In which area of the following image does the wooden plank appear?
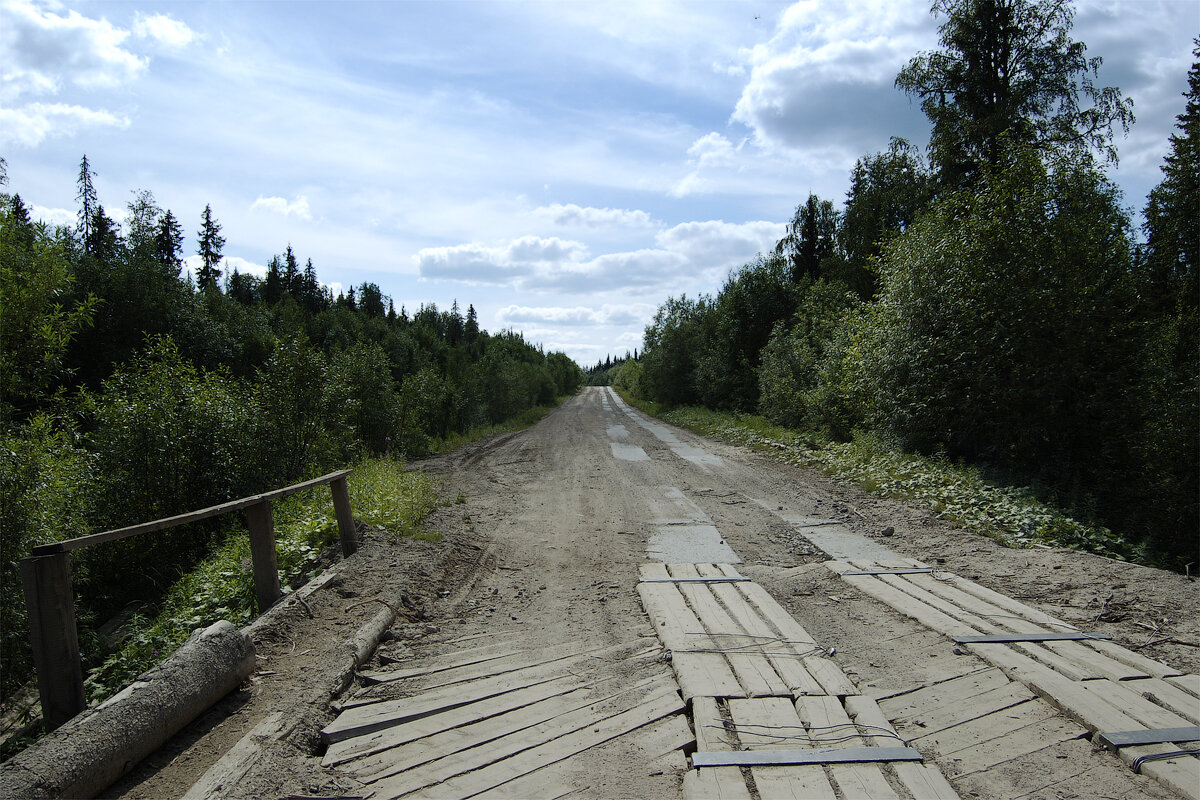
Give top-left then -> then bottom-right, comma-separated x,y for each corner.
951,711 -> 1091,777
638,581 -> 744,701
668,564 -> 789,697
800,657 -> 859,698
829,561 -> 1200,799
323,675 -> 584,766
695,564 -> 825,697
32,470 -> 353,555
683,768 -> 752,799
1082,678 -> 1198,731
348,675 -> 674,784
324,662 -> 574,744
910,698 -> 1085,759
359,640 -> 599,687
726,697 -> 838,799
1127,677 -> 1200,725
183,713 -> 284,799
955,633 -> 1111,643
715,565 -> 857,697
370,687 -> 686,799
878,667 -> 1011,722
692,696 -> 733,752
903,563 -> 1180,679
889,682 -> 1035,739
1167,674 -> 1200,700
844,696 -> 960,800
727,697 -> 815,750
849,563 -> 1101,682
374,645 -> 520,675
796,695 -> 900,799
752,768 -> 840,800
473,714 -> 691,799
901,570 -> 1148,682
717,566 -> 820,647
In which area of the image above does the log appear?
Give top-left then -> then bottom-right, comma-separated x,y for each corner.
0,621 -> 255,799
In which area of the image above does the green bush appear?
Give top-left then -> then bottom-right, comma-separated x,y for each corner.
0,416 -> 97,699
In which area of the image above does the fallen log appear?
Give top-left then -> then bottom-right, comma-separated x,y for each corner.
0,620 -> 255,799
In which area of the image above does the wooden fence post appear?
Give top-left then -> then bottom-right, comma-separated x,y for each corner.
245,500 -> 281,613
20,553 -> 85,730
330,475 -> 357,556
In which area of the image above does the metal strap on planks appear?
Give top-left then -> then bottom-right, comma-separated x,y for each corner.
954,632 -> 1111,643
838,568 -> 936,576
692,747 -> 923,767
640,577 -> 751,584
1096,727 -> 1200,751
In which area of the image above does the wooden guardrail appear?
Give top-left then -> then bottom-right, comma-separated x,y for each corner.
21,470 -> 358,732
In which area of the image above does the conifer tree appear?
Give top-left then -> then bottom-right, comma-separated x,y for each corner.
197,204 -> 225,290
76,155 -> 98,246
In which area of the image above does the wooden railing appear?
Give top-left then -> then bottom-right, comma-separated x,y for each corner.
21,470 -> 358,731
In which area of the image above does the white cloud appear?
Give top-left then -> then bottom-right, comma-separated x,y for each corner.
505,235 -> 588,264
731,0 -> 933,158
182,254 -> 268,284
0,1 -> 147,100
0,102 -> 129,147
29,203 -> 74,227
655,219 -> 785,269
250,194 -> 313,220
671,132 -> 744,197
498,303 -> 656,327
132,13 -> 198,50
416,219 -> 784,295
688,132 -> 737,168
534,203 -> 657,228
416,236 -> 589,286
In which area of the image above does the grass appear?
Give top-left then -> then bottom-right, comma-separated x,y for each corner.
86,457 -> 438,702
616,390 -> 1145,564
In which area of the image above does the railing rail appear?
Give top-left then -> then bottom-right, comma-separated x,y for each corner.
21,469 -> 358,731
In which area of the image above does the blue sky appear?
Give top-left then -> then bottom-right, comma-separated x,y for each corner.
2,0 -> 1196,366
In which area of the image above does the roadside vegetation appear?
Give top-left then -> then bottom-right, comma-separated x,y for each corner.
599,6 -> 1197,571
625,398 -> 1138,562
0,156 -> 584,712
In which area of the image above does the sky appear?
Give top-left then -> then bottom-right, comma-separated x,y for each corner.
2,0 -> 1196,366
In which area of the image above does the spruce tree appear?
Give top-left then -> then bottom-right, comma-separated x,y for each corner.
197,204 -> 225,290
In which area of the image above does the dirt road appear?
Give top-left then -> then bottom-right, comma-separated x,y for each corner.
108,387 -> 1198,799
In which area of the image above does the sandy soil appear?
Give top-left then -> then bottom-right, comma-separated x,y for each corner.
103,386 -> 1198,799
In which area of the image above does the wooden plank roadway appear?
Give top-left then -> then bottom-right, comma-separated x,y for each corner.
827,557 -> 1200,799
641,563 -> 961,799
321,639 -> 690,799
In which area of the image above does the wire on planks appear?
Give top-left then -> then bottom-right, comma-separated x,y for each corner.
1130,748 -> 1200,773
707,721 -> 906,748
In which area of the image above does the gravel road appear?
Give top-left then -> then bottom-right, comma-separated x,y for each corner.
106,386 -> 1198,799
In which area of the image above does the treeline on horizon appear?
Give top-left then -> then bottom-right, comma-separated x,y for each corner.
605,5 -> 1198,569
0,158 -> 583,700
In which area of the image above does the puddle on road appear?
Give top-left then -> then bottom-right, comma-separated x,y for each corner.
647,524 -> 741,563
607,424 -> 630,441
